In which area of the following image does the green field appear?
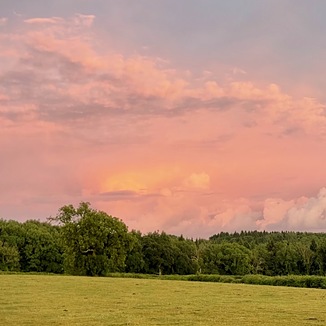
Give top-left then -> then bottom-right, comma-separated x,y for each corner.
1,275 -> 326,325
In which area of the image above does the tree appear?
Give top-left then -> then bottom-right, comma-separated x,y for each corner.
0,240 -> 20,271
296,239 -> 316,275
141,231 -> 175,275
171,236 -> 198,275
50,202 -> 131,276
251,243 -> 268,274
201,242 -> 251,275
316,239 -> 326,275
125,230 -> 145,273
22,221 -> 64,273
0,219 -> 25,252
0,219 -> 64,273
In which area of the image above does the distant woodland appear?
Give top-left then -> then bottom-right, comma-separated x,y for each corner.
1,202 -> 326,277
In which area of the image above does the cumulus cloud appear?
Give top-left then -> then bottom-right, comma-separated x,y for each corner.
258,188 -> 326,232
92,184 -> 326,238
113,188 -> 326,237
286,189 -> 326,230
260,198 -> 295,228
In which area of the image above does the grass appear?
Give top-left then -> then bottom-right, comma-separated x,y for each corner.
1,274 -> 326,325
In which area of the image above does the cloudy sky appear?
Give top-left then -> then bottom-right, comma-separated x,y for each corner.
1,0 -> 326,237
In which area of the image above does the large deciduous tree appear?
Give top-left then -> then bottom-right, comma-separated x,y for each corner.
50,202 -> 131,276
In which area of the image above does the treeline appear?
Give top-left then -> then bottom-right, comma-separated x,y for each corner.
0,219 -> 63,273
1,202 -> 326,277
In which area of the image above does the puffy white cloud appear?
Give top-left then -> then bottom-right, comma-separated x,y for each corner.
258,188 -> 326,231
286,188 -> 326,230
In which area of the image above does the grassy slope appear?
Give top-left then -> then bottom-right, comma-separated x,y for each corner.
0,274 -> 326,325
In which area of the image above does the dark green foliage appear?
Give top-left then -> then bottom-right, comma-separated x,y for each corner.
201,242 -> 251,275
0,219 -> 63,273
140,232 -> 198,275
141,231 -> 175,274
2,207 -> 326,279
125,231 -> 145,273
186,274 -> 326,289
19,221 -> 64,273
242,274 -> 326,289
0,240 -> 20,271
210,231 -> 326,276
316,239 -> 326,274
51,202 -> 131,276
171,236 -> 198,274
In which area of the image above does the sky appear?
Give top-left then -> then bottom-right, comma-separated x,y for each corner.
1,0 -> 326,238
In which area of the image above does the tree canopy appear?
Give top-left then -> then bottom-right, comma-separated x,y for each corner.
50,202 -> 131,276
2,204 -> 326,277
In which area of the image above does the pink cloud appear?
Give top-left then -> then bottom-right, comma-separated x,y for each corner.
3,14 -> 324,137
1,14 -> 326,237
257,188 -> 326,232
286,189 -> 326,230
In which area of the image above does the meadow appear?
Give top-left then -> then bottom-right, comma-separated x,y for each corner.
1,275 -> 326,325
